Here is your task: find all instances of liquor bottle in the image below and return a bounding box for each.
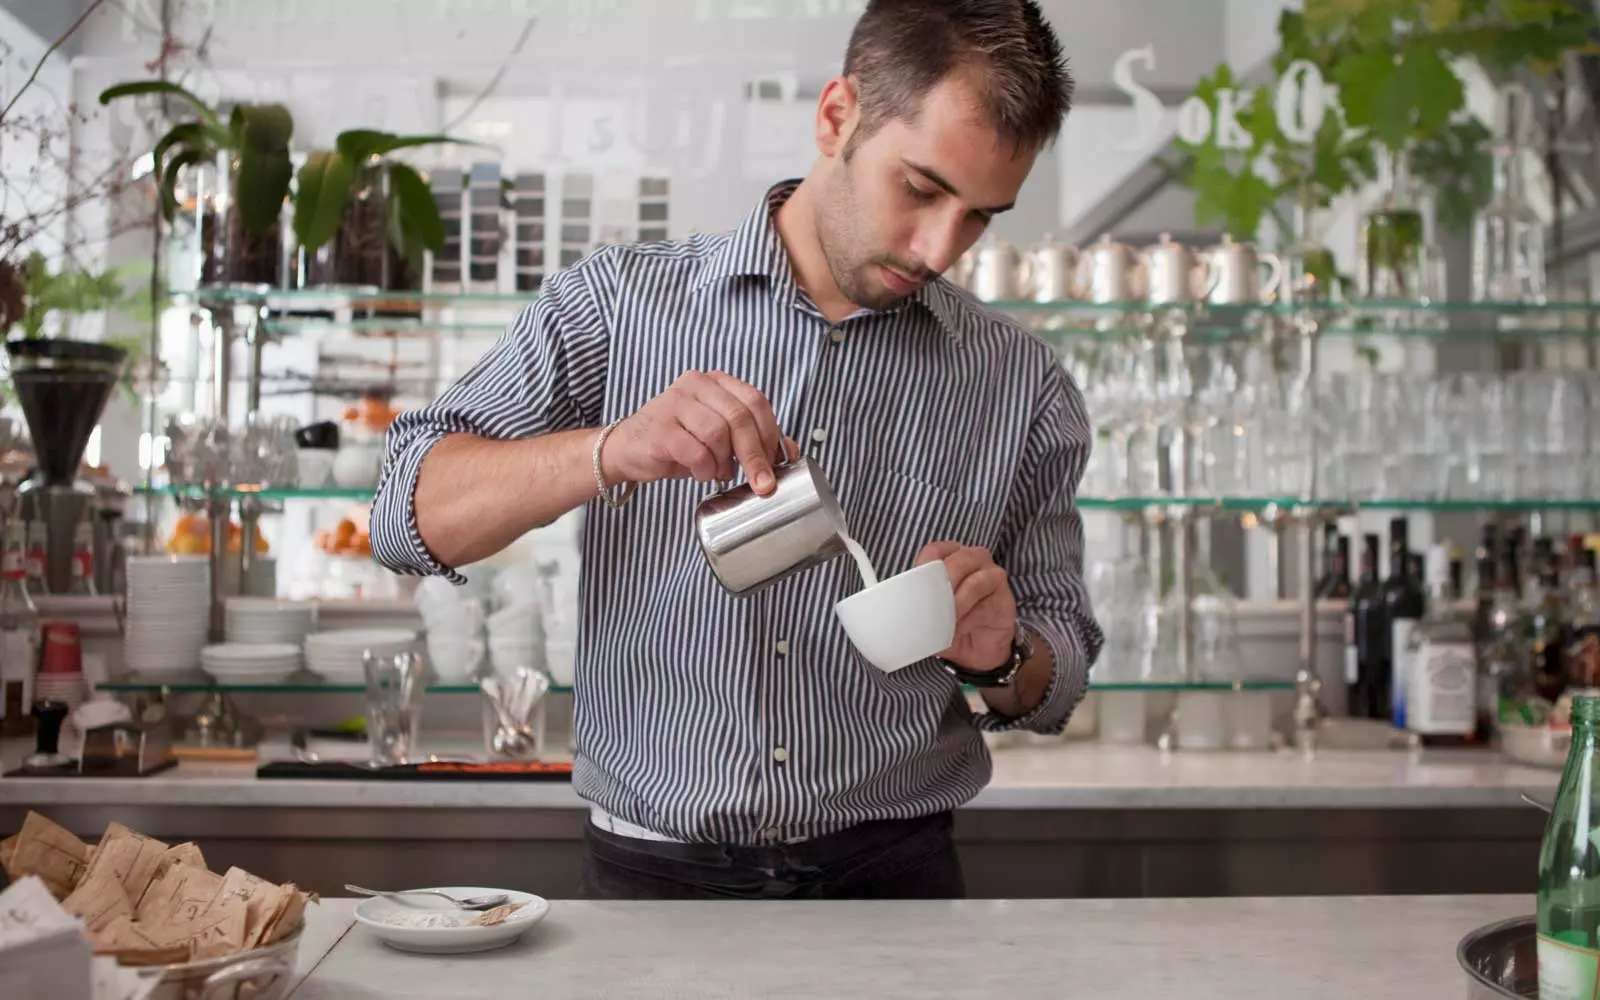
[1482,544,1537,732]
[24,520,47,596]
[1405,546,1478,746]
[1315,524,1339,597]
[1347,534,1384,718]
[67,521,96,597]
[1537,694,1600,998]
[1383,517,1425,729]
[1570,549,1600,696]
[0,521,38,736]
[1321,535,1353,600]
[1531,538,1569,705]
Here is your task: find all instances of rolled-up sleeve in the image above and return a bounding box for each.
[369,249,616,581]
[974,362,1104,734]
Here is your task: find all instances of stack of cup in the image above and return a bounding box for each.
[34,622,86,748]
[491,563,576,685]
[412,577,484,683]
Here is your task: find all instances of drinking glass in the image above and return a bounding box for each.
[362,649,427,766]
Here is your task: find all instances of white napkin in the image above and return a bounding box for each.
[0,875,91,1000]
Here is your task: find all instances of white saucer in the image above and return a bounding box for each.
[352,887,548,955]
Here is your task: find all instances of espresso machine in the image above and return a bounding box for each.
[5,339,126,594]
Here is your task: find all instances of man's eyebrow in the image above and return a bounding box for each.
[903,159,1015,214]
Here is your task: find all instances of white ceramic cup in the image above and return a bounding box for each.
[834,561,956,672]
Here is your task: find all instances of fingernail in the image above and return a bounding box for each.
[756,471,775,493]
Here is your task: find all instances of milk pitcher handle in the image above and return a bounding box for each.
[1259,253,1285,301]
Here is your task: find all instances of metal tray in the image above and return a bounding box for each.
[1458,915,1537,999]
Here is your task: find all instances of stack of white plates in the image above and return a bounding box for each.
[201,643,302,683]
[225,598,317,645]
[124,556,210,678]
[303,629,416,682]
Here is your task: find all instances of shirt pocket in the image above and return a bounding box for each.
[855,465,998,579]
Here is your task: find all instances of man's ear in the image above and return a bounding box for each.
[815,75,860,158]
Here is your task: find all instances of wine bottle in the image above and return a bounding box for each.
[1347,534,1383,718]
[1537,693,1600,999]
[1383,517,1424,729]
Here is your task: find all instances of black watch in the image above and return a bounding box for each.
[940,623,1033,688]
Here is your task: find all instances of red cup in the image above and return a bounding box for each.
[38,622,82,675]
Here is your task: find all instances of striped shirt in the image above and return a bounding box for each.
[371,181,1103,845]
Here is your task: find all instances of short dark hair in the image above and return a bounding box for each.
[842,0,1074,157]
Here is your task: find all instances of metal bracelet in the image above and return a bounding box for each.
[592,420,636,510]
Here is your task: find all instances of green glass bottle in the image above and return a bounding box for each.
[1539,694,1600,999]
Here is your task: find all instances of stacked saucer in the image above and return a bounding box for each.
[201,643,302,684]
[225,598,317,645]
[124,556,210,678]
[303,629,416,683]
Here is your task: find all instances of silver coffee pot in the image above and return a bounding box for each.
[694,457,847,597]
[1075,233,1148,304]
[1020,233,1080,302]
[1142,232,1218,306]
[1200,233,1284,306]
[948,249,977,291]
[966,233,1027,302]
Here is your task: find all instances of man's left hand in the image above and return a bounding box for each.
[914,542,1016,673]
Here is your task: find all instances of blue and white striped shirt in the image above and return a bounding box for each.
[371,181,1103,844]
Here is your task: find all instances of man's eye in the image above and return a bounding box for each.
[903,180,937,202]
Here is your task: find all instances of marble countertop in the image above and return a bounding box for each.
[290,894,1525,999]
[0,740,1559,811]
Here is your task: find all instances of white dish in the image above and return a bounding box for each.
[353,887,548,955]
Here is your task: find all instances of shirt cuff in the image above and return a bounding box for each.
[973,615,1089,735]
[369,427,469,585]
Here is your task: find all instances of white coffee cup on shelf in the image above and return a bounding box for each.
[834,561,956,673]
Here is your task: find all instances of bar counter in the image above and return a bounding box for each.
[287,894,1526,999]
[0,742,1554,900]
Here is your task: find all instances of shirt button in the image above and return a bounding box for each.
[775,639,789,656]
[772,747,789,762]
[828,329,844,344]
[810,428,827,444]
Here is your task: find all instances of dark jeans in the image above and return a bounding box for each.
[579,811,965,900]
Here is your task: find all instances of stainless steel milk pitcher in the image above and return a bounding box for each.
[694,457,847,597]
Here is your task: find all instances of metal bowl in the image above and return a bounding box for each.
[140,925,302,1000]
[1457,914,1537,1000]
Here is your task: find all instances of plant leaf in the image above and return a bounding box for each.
[98,80,223,132]
[159,149,206,222]
[234,146,294,235]
[230,104,294,153]
[1330,48,1395,129]
[293,151,355,251]
[387,163,445,253]
[338,130,481,166]
[153,122,212,174]
[1373,45,1463,149]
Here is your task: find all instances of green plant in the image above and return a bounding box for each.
[294,130,474,269]
[96,81,294,234]
[1169,0,1597,240]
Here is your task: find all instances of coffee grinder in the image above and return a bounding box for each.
[5,339,126,594]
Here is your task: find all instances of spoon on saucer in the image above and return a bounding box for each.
[345,885,510,911]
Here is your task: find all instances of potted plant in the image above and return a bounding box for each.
[2,253,157,401]
[292,130,474,293]
[1167,0,1595,270]
[98,81,295,290]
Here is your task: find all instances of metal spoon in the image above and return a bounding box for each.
[344,884,509,911]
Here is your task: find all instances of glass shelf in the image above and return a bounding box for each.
[97,676,574,695]
[179,287,536,307]
[1087,679,1293,692]
[262,317,512,336]
[134,485,376,502]
[1076,496,1600,513]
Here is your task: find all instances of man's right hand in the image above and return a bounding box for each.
[600,371,796,496]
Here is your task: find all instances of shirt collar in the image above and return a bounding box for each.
[697,180,964,342]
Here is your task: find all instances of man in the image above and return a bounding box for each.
[370,0,1102,900]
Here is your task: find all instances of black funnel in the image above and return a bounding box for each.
[5,339,126,486]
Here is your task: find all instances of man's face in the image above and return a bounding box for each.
[813,72,1036,312]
